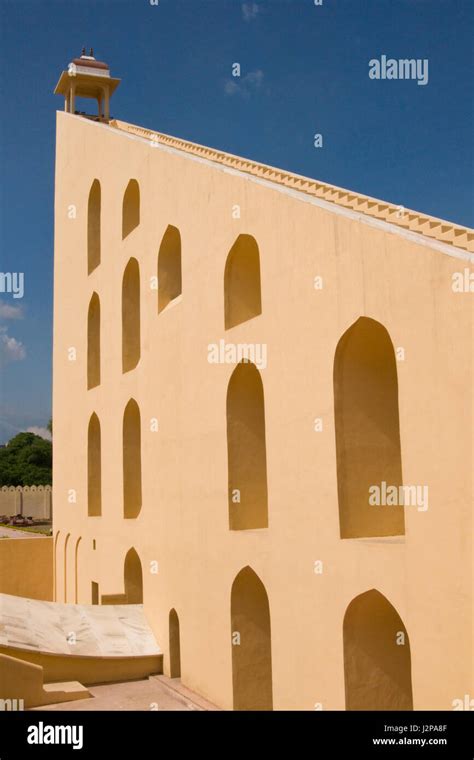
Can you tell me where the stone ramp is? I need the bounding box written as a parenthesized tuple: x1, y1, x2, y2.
(0, 593, 162, 686)
(0, 592, 160, 656)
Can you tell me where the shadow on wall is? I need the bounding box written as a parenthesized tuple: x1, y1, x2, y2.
(122, 179, 140, 239)
(224, 234, 262, 330)
(123, 399, 142, 519)
(158, 225, 182, 313)
(231, 566, 273, 710)
(343, 589, 413, 710)
(100, 546, 143, 605)
(87, 179, 101, 274)
(169, 608, 181, 678)
(122, 258, 141, 373)
(334, 317, 405, 539)
(87, 413, 101, 516)
(227, 361, 268, 531)
(87, 293, 100, 389)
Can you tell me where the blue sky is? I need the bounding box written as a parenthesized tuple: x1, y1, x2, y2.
(0, 0, 472, 444)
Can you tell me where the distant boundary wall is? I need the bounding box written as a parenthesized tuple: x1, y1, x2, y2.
(0, 486, 52, 520)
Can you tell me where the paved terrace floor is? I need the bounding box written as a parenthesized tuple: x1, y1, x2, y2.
(31, 675, 220, 711)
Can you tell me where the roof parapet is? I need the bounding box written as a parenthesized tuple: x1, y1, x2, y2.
(110, 118, 473, 254)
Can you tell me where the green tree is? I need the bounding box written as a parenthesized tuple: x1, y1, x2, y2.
(0, 432, 52, 486)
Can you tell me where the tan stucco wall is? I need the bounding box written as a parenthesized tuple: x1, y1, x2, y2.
(0, 538, 53, 600)
(52, 111, 473, 710)
(0, 653, 90, 708)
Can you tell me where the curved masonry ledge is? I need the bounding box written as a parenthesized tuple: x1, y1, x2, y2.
(0, 593, 161, 657)
(109, 118, 474, 255)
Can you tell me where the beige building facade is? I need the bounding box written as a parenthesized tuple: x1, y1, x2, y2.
(52, 59, 473, 710)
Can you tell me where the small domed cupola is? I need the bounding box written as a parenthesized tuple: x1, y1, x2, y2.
(54, 48, 121, 122)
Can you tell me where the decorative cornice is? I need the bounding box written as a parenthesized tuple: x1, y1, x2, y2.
(110, 119, 473, 253)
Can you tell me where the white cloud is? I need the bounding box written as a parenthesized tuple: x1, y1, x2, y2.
(224, 80, 239, 96)
(224, 69, 264, 98)
(242, 2, 260, 22)
(26, 427, 52, 441)
(0, 326, 26, 365)
(245, 69, 264, 88)
(0, 301, 23, 319)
